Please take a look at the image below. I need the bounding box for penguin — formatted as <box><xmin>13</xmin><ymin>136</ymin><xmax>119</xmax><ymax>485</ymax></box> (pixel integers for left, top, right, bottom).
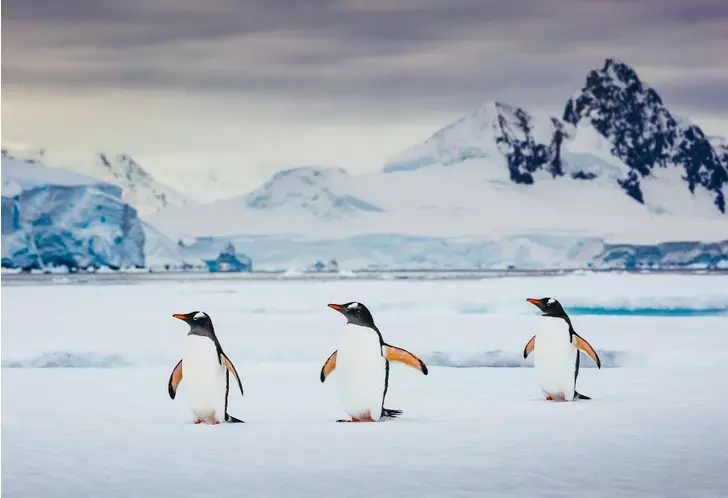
<box><xmin>320</xmin><ymin>302</ymin><xmax>428</xmax><ymax>422</ymax></box>
<box><xmin>167</xmin><ymin>311</ymin><xmax>245</xmax><ymax>424</ymax></box>
<box><xmin>523</xmin><ymin>297</ymin><xmax>601</xmax><ymax>401</ymax></box>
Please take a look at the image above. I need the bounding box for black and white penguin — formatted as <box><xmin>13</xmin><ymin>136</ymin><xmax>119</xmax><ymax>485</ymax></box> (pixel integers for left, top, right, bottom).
<box><xmin>167</xmin><ymin>311</ymin><xmax>245</xmax><ymax>424</ymax></box>
<box><xmin>523</xmin><ymin>297</ymin><xmax>601</xmax><ymax>401</ymax></box>
<box><xmin>320</xmin><ymin>302</ymin><xmax>428</xmax><ymax>422</ymax></box>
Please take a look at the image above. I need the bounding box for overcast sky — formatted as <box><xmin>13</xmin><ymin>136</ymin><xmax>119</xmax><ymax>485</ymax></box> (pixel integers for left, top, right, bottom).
<box><xmin>3</xmin><ymin>0</ymin><xmax>728</xmax><ymax>197</ymax></box>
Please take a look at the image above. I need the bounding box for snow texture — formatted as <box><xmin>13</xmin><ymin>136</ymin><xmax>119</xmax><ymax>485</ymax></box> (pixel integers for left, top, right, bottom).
<box><xmin>2</xmin><ymin>274</ymin><xmax>727</xmax><ymax>497</ymax></box>
<box><xmin>1</xmin><ymin>155</ymin><xmax>146</xmax><ymax>270</ymax></box>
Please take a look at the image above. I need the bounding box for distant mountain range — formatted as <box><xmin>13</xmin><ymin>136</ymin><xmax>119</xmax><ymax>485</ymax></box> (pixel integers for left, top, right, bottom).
<box><xmin>147</xmin><ymin>59</ymin><xmax>727</xmax><ymax>246</ymax></box>
<box><xmin>3</xmin><ymin>58</ymin><xmax>727</xmax><ymax>270</ymax></box>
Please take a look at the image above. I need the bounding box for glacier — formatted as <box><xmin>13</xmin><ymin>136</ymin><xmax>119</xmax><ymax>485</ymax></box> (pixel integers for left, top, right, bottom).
<box><xmin>1</xmin><ymin>153</ymin><xmax>147</xmax><ymax>270</ymax></box>
<box><xmin>169</xmin><ymin>233</ymin><xmax>728</xmax><ymax>271</ymax></box>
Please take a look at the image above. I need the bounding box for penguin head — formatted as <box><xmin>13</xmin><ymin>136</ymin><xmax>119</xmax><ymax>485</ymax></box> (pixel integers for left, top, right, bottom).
<box><xmin>527</xmin><ymin>297</ymin><xmax>567</xmax><ymax>318</ymax></box>
<box><xmin>327</xmin><ymin>301</ymin><xmax>376</xmax><ymax>328</ymax></box>
<box><xmin>172</xmin><ymin>311</ymin><xmax>215</xmax><ymax>335</ymax></box>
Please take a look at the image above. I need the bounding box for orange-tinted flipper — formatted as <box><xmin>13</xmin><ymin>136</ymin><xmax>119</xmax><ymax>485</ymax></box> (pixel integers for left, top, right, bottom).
<box><xmin>573</xmin><ymin>333</ymin><xmax>601</xmax><ymax>368</ymax></box>
<box><xmin>523</xmin><ymin>336</ymin><xmax>536</xmax><ymax>359</ymax></box>
<box><xmin>168</xmin><ymin>359</ymin><xmax>183</xmax><ymax>399</ymax></box>
<box><xmin>320</xmin><ymin>351</ymin><xmax>337</xmax><ymax>382</ymax></box>
<box><xmin>222</xmin><ymin>353</ymin><xmax>244</xmax><ymax>397</ymax></box>
<box><xmin>383</xmin><ymin>345</ymin><xmax>428</xmax><ymax>375</ymax></box>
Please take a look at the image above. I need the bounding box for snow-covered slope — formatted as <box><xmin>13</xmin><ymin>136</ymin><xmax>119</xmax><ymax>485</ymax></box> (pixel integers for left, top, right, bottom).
<box><xmin>1</xmin><ymin>147</ymin><xmax>191</xmax><ymax>215</ymax></box>
<box><xmin>710</xmin><ymin>136</ymin><xmax>728</xmax><ymax>170</ymax></box>
<box><xmin>245</xmin><ymin>167</ymin><xmax>384</xmax><ymax>219</ymax></box>
<box><xmin>1</xmin><ymin>154</ymin><xmax>147</xmax><ymax>270</ymax></box>
<box><xmin>384</xmin><ymin>100</ymin><xmax>569</xmax><ymax>184</ymax></box>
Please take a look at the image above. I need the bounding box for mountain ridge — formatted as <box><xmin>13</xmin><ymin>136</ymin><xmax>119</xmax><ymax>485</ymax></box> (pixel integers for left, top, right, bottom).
<box><xmin>0</xmin><ymin>146</ymin><xmax>191</xmax><ymax>215</ymax></box>
<box><xmin>563</xmin><ymin>58</ymin><xmax>727</xmax><ymax>212</ymax></box>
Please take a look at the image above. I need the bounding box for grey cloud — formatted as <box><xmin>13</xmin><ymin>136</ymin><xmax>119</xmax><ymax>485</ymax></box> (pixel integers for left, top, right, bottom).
<box><xmin>2</xmin><ymin>0</ymin><xmax>727</xmax><ymax>120</ymax></box>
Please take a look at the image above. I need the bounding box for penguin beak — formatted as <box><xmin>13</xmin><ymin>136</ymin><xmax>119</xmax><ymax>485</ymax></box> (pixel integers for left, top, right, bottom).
<box><xmin>172</xmin><ymin>313</ymin><xmax>188</xmax><ymax>321</ymax></box>
<box><xmin>526</xmin><ymin>298</ymin><xmax>542</xmax><ymax>308</ymax></box>
<box><xmin>327</xmin><ymin>303</ymin><xmax>345</xmax><ymax>313</ymax></box>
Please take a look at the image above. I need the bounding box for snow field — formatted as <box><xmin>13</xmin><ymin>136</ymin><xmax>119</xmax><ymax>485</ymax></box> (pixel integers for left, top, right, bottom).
<box><xmin>2</xmin><ymin>274</ymin><xmax>728</xmax><ymax>497</ymax></box>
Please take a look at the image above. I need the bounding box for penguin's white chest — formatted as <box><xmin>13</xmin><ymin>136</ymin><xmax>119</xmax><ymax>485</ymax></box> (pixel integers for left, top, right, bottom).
<box><xmin>334</xmin><ymin>325</ymin><xmax>386</xmax><ymax>421</ymax></box>
<box><xmin>533</xmin><ymin>318</ymin><xmax>577</xmax><ymax>399</ymax></box>
<box><xmin>182</xmin><ymin>335</ymin><xmax>227</xmax><ymax>422</ymax></box>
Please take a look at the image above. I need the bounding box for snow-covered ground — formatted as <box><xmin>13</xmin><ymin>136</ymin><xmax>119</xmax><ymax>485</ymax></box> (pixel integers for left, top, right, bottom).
<box><xmin>3</xmin><ymin>274</ymin><xmax>728</xmax><ymax>497</ymax></box>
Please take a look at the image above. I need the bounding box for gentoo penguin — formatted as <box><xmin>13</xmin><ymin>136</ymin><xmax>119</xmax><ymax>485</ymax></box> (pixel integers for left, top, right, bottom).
<box><xmin>320</xmin><ymin>302</ymin><xmax>428</xmax><ymax>422</ymax></box>
<box><xmin>167</xmin><ymin>311</ymin><xmax>245</xmax><ymax>424</ymax></box>
<box><xmin>523</xmin><ymin>297</ymin><xmax>601</xmax><ymax>401</ymax></box>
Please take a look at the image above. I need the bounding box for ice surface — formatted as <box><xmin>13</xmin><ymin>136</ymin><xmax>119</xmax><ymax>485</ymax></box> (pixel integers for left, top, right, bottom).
<box><xmin>2</xmin><ymin>274</ymin><xmax>728</xmax><ymax>496</ymax></box>
<box><xmin>168</xmin><ymin>233</ymin><xmax>728</xmax><ymax>271</ymax></box>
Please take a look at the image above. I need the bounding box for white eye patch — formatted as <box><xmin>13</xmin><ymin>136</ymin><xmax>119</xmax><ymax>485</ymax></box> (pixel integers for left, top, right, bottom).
<box><xmin>193</xmin><ymin>312</ymin><xmax>207</xmax><ymax>320</ymax></box>
<box><xmin>547</xmin><ymin>298</ymin><xmax>555</xmax><ymax>306</ymax></box>
<box><xmin>347</xmin><ymin>302</ymin><xmax>360</xmax><ymax>310</ymax></box>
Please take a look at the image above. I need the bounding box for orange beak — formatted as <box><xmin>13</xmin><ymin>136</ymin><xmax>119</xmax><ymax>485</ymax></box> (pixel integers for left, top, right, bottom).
<box><xmin>172</xmin><ymin>313</ymin><xmax>187</xmax><ymax>320</ymax></box>
<box><xmin>327</xmin><ymin>303</ymin><xmax>344</xmax><ymax>312</ymax></box>
<box><xmin>526</xmin><ymin>298</ymin><xmax>541</xmax><ymax>306</ymax></box>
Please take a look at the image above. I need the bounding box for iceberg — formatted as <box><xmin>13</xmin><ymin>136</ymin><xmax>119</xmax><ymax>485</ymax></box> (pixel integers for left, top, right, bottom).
<box><xmin>1</xmin><ymin>153</ymin><xmax>146</xmax><ymax>270</ymax></box>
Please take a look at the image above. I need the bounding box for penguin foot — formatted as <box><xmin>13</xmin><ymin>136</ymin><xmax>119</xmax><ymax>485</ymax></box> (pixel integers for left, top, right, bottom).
<box><xmin>544</xmin><ymin>393</ymin><xmax>567</xmax><ymax>401</ymax></box>
<box><xmin>213</xmin><ymin>420</ymin><xmax>222</xmax><ymax>425</ymax></box>
<box><xmin>193</xmin><ymin>419</ymin><xmax>203</xmax><ymax>424</ymax></box>
<box><xmin>337</xmin><ymin>417</ymin><xmax>374</xmax><ymax>423</ymax></box>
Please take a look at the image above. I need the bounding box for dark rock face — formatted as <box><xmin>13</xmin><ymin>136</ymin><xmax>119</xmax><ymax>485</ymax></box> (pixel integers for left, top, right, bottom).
<box><xmin>563</xmin><ymin>58</ymin><xmax>728</xmax><ymax>213</ymax></box>
<box><xmin>491</xmin><ymin>103</ymin><xmax>568</xmax><ymax>184</ymax></box>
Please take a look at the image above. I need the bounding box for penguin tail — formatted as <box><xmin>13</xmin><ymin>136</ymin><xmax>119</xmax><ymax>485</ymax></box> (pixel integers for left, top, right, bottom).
<box><xmin>573</xmin><ymin>392</ymin><xmax>591</xmax><ymax>400</ymax></box>
<box><xmin>381</xmin><ymin>408</ymin><xmax>403</xmax><ymax>420</ymax></box>
<box><xmin>225</xmin><ymin>413</ymin><xmax>245</xmax><ymax>423</ymax></box>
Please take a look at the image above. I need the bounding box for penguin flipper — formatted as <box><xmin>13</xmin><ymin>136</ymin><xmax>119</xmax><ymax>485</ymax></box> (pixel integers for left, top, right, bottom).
<box><xmin>221</xmin><ymin>353</ymin><xmax>244</xmax><ymax>397</ymax></box>
<box><xmin>572</xmin><ymin>333</ymin><xmax>601</xmax><ymax>368</ymax></box>
<box><xmin>383</xmin><ymin>344</ymin><xmax>428</xmax><ymax>375</ymax></box>
<box><xmin>523</xmin><ymin>336</ymin><xmax>536</xmax><ymax>359</ymax></box>
<box><xmin>168</xmin><ymin>359</ymin><xmax>183</xmax><ymax>399</ymax></box>
<box><xmin>320</xmin><ymin>350</ymin><xmax>337</xmax><ymax>383</ymax></box>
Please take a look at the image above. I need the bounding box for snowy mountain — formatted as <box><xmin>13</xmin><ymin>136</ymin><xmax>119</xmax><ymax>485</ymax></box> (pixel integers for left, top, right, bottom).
<box><xmin>0</xmin><ymin>147</ymin><xmax>191</xmax><ymax>215</ymax></box>
<box><xmin>244</xmin><ymin>167</ymin><xmax>384</xmax><ymax>219</ymax></box>
<box><xmin>145</xmin><ymin>58</ymin><xmax>727</xmax><ymax>270</ymax></box>
<box><xmin>1</xmin><ymin>153</ymin><xmax>146</xmax><ymax>270</ymax></box>
<box><xmin>7</xmin><ymin>58</ymin><xmax>726</xmax><ymax>270</ymax></box>
<box><xmin>384</xmin><ymin>101</ymin><xmax>569</xmax><ymax>184</ymax></box>
<box><xmin>563</xmin><ymin>58</ymin><xmax>728</xmax><ymax>213</ymax></box>
<box><xmin>385</xmin><ymin>60</ymin><xmax>728</xmax><ymax>217</ymax></box>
